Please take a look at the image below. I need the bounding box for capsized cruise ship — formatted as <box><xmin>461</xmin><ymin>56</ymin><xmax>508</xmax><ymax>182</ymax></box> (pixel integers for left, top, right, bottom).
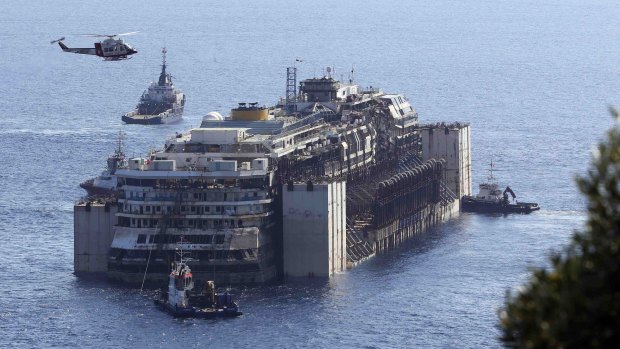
<box><xmin>122</xmin><ymin>48</ymin><xmax>185</xmax><ymax>125</ymax></box>
<box><xmin>80</xmin><ymin>68</ymin><xmax>470</xmax><ymax>285</ymax></box>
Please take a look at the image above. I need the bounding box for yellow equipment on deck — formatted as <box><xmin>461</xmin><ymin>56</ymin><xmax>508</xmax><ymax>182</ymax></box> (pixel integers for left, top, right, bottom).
<box><xmin>231</xmin><ymin>102</ymin><xmax>268</xmax><ymax>121</ymax></box>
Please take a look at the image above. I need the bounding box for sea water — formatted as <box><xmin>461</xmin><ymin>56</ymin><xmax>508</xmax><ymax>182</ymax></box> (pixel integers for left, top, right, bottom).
<box><xmin>0</xmin><ymin>0</ymin><xmax>619</xmax><ymax>347</ymax></box>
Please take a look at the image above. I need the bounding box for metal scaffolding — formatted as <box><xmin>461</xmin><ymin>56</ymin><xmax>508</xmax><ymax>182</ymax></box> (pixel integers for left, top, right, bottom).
<box><xmin>285</xmin><ymin>66</ymin><xmax>297</xmax><ymax>114</ymax></box>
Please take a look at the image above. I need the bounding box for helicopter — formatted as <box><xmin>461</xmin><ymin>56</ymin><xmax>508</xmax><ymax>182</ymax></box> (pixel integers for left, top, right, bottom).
<box><xmin>50</xmin><ymin>32</ymin><xmax>139</xmax><ymax>61</ymax></box>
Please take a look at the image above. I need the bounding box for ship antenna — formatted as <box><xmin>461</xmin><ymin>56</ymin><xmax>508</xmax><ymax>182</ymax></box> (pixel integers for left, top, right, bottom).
<box><xmin>350</xmin><ymin>64</ymin><xmax>355</xmax><ymax>84</ymax></box>
<box><xmin>158</xmin><ymin>47</ymin><xmax>168</xmax><ymax>86</ymax></box>
<box><xmin>286</xmin><ymin>60</ymin><xmax>300</xmax><ymax>114</ymax></box>
<box><xmin>116</xmin><ymin>130</ymin><xmax>126</xmax><ymax>154</ymax></box>
<box><xmin>488</xmin><ymin>158</ymin><xmax>497</xmax><ymax>183</ymax></box>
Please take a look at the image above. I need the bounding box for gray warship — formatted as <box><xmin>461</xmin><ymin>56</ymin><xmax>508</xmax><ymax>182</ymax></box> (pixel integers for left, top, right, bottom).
<box><xmin>122</xmin><ymin>48</ymin><xmax>185</xmax><ymax>125</ymax></box>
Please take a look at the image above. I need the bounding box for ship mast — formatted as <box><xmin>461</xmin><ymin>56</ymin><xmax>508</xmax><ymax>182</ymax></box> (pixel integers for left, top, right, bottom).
<box><xmin>158</xmin><ymin>47</ymin><xmax>169</xmax><ymax>86</ymax></box>
<box><xmin>116</xmin><ymin>131</ymin><xmax>125</xmax><ymax>155</ymax></box>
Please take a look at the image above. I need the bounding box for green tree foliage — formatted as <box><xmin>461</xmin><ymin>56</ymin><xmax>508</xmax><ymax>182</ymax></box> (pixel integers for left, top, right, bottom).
<box><xmin>499</xmin><ymin>108</ymin><xmax>620</xmax><ymax>348</ymax></box>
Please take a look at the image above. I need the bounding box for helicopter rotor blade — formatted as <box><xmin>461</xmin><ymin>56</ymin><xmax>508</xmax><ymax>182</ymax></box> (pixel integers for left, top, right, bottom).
<box><xmin>78</xmin><ymin>34</ymin><xmax>114</xmax><ymax>38</ymax></box>
<box><xmin>116</xmin><ymin>31</ymin><xmax>140</xmax><ymax>37</ymax></box>
<box><xmin>76</xmin><ymin>31</ymin><xmax>139</xmax><ymax>39</ymax></box>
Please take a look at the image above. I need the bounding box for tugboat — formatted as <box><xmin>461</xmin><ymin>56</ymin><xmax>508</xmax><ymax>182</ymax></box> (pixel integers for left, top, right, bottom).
<box><xmin>153</xmin><ymin>247</ymin><xmax>242</xmax><ymax>319</ymax></box>
<box><xmin>461</xmin><ymin>164</ymin><xmax>539</xmax><ymax>214</ymax></box>
<box><xmin>122</xmin><ymin>47</ymin><xmax>185</xmax><ymax>125</ymax></box>
<box><xmin>79</xmin><ymin>132</ymin><xmax>126</xmax><ymax>197</ymax></box>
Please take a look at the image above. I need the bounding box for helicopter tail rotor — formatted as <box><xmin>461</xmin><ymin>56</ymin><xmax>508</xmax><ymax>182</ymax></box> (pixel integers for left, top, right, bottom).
<box><xmin>50</xmin><ymin>37</ymin><xmax>65</xmax><ymax>44</ymax></box>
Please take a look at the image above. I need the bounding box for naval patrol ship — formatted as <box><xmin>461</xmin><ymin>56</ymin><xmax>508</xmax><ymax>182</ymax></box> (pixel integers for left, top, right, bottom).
<box><xmin>122</xmin><ymin>48</ymin><xmax>185</xmax><ymax>125</ymax></box>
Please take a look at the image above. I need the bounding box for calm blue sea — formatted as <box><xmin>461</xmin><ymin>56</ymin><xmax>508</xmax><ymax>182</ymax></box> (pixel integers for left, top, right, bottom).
<box><xmin>1</xmin><ymin>0</ymin><xmax>619</xmax><ymax>347</ymax></box>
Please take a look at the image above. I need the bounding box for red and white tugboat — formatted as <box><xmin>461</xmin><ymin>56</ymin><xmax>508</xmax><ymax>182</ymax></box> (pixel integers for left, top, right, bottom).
<box><xmin>153</xmin><ymin>247</ymin><xmax>242</xmax><ymax>318</ymax></box>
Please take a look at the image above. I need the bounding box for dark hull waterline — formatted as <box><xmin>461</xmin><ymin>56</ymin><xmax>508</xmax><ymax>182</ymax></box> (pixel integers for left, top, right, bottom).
<box><xmin>461</xmin><ymin>197</ymin><xmax>540</xmax><ymax>214</ymax></box>
<box><xmin>122</xmin><ymin>112</ymin><xmax>182</xmax><ymax>125</ymax></box>
<box><xmin>153</xmin><ymin>299</ymin><xmax>242</xmax><ymax>319</ymax></box>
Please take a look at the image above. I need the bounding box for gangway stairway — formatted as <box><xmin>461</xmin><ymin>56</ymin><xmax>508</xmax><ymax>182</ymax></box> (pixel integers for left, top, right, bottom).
<box><xmin>439</xmin><ymin>181</ymin><xmax>458</xmax><ymax>206</ymax></box>
<box><xmin>346</xmin><ymin>217</ymin><xmax>375</xmax><ymax>267</ymax></box>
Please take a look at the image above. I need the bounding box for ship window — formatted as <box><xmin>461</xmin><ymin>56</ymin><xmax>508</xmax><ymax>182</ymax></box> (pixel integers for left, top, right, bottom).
<box><xmin>137</xmin><ymin>234</ymin><xmax>146</xmax><ymax>244</ymax></box>
<box><xmin>145</xmin><ymin>206</ymin><xmax>151</xmax><ymax>212</ymax></box>
<box><xmin>205</xmin><ymin>206</ymin><xmax>210</xmax><ymax>213</ymax></box>
<box><xmin>190</xmin><ymin>206</ymin><xmax>196</xmax><ymax>212</ymax></box>
<box><xmin>156</xmin><ymin>206</ymin><xmax>161</xmax><ymax>212</ymax></box>
<box><xmin>246</xmin><ymin>249</ymin><xmax>255</xmax><ymax>258</ymax></box>
<box><xmin>148</xmin><ymin>235</ymin><xmax>154</xmax><ymax>243</ymax></box>
<box><xmin>215</xmin><ymin>234</ymin><xmax>225</xmax><ymax>244</ymax></box>
<box><xmin>194</xmin><ymin>193</ymin><xmax>199</xmax><ymax>199</ymax></box>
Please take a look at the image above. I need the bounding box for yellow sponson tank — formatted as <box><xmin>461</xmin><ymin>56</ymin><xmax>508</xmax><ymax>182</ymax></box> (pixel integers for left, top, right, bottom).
<box><xmin>231</xmin><ymin>102</ymin><xmax>268</xmax><ymax>121</ymax></box>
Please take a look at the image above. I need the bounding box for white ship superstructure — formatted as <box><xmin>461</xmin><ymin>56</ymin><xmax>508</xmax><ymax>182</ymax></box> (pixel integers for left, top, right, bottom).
<box><xmin>109</xmin><ymin>127</ymin><xmax>277</xmax><ymax>284</ymax></box>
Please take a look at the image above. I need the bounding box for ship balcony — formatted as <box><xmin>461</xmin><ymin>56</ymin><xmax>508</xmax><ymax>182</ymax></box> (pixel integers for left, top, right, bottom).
<box><xmin>116</xmin><ymin>210</ymin><xmax>273</xmax><ymax>220</ymax></box>
<box><xmin>119</xmin><ymin>197</ymin><xmax>272</xmax><ymax>205</ymax></box>
<box><xmin>119</xmin><ymin>187</ymin><xmax>271</xmax><ymax>201</ymax></box>
<box><xmin>111</xmin><ymin>226</ymin><xmax>266</xmax><ymax>250</ymax></box>
<box><xmin>117</xmin><ymin>215</ymin><xmax>273</xmax><ymax>230</ymax></box>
